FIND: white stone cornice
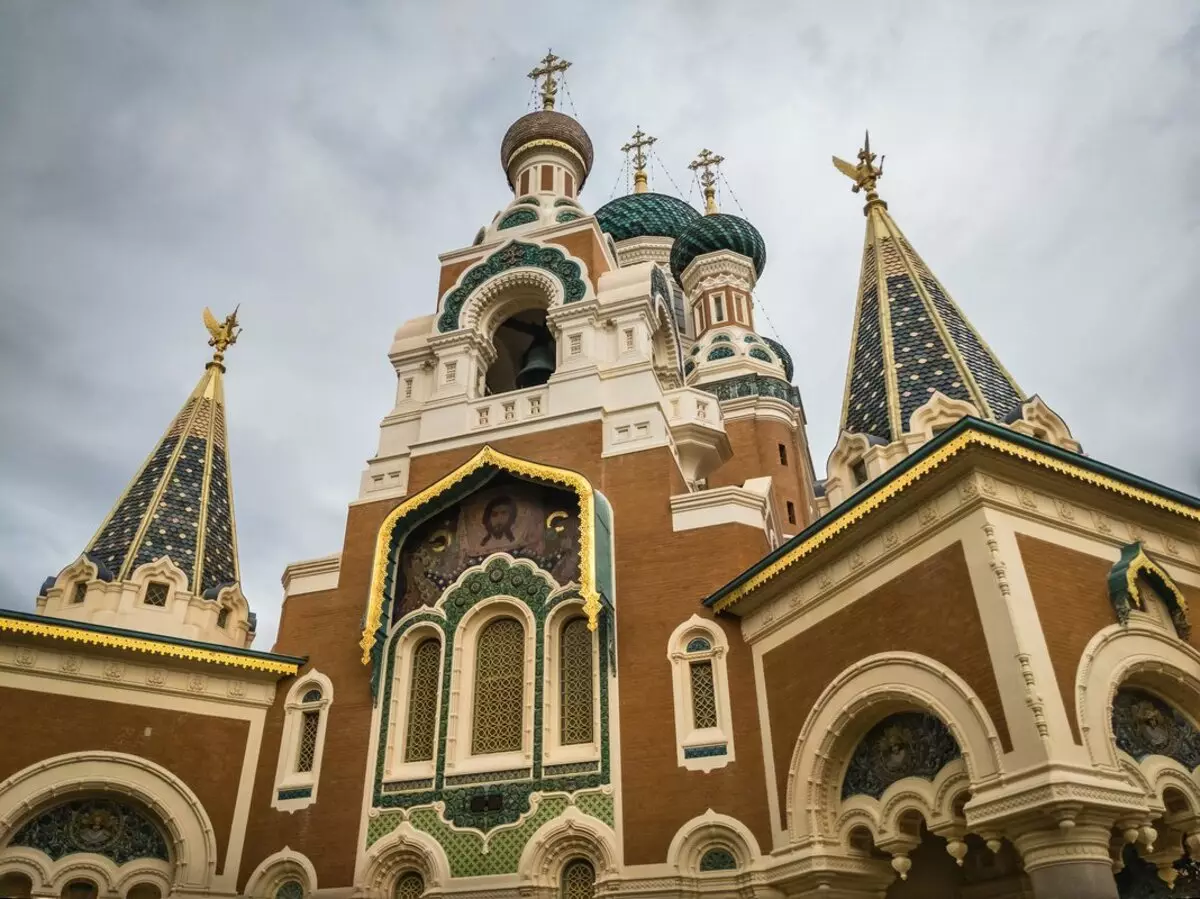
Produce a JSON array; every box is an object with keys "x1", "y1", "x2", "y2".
[
  {"x1": 281, "y1": 553, "x2": 341, "y2": 597},
  {"x1": 681, "y1": 250, "x2": 757, "y2": 295}
]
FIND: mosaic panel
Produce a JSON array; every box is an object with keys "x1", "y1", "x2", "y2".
[
  {"x1": 920, "y1": 277, "x2": 1022, "y2": 419},
  {"x1": 88, "y1": 437, "x2": 179, "y2": 577},
  {"x1": 843, "y1": 285, "x2": 890, "y2": 439},
  {"x1": 842, "y1": 711, "x2": 961, "y2": 799},
  {"x1": 497, "y1": 208, "x2": 538, "y2": 230},
  {"x1": 1113, "y1": 688, "x2": 1200, "y2": 768},
  {"x1": 199, "y1": 446, "x2": 238, "y2": 593},
  {"x1": 699, "y1": 373, "x2": 801, "y2": 407},
  {"x1": 683, "y1": 743, "x2": 727, "y2": 759},
  {"x1": 437, "y1": 241, "x2": 587, "y2": 332},
  {"x1": 10, "y1": 797, "x2": 168, "y2": 864}
]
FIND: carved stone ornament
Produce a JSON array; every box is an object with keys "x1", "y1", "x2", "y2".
[
  {"x1": 1112, "y1": 688, "x2": 1200, "y2": 769},
  {"x1": 1107, "y1": 542, "x2": 1190, "y2": 639},
  {"x1": 841, "y1": 711, "x2": 961, "y2": 800}
]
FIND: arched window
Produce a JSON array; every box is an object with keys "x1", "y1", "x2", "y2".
[
  {"x1": 393, "y1": 871, "x2": 424, "y2": 899},
  {"x1": 668, "y1": 617, "x2": 736, "y2": 771},
  {"x1": 0, "y1": 873, "x2": 31, "y2": 899},
  {"x1": 273, "y1": 671, "x2": 333, "y2": 811},
  {"x1": 560, "y1": 617, "x2": 594, "y2": 745},
  {"x1": 61, "y1": 881, "x2": 97, "y2": 899},
  {"x1": 472, "y1": 617, "x2": 525, "y2": 754},
  {"x1": 274, "y1": 881, "x2": 304, "y2": 899},
  {"x1": 404, "y1": 638, "x2": 441, "y2": 763},
  {"x1": 126, "y1": 885, "x2": 163, "y2": 899},
  {"x1": 296, "y1": 688, "x2": 322, "y2": 773},
  {"x1": 561, "y1": 858, "x2": 595, "y2": 898},
  {"x1": 699, "y1": 846, "x2": 738, "y2": 871}
]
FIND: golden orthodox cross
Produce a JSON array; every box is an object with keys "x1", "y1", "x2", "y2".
[
  {"x1": 528, "y1": 50, "x2": 572, "y2": 111},
  {"x1": 621, "y1": 126, "x2": 657, "y2": 194},
  {"x1": 689, "y1": 148, "x2": 725, "y2": 214}
]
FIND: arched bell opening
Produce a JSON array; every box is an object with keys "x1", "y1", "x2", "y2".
[{"x1": 486, "y1": 309, "x2": 557, "y2": 395}]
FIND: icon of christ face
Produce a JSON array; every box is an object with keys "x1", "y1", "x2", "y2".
[{"x1": 481, "y1": 496, "x2": 517, "y2": 545}]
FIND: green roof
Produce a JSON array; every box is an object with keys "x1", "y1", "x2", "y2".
[
  {"x1": 670, "y1": 212, "x2": 766, "y2": 282},
  {"x1": 594, "y1": 192, "x2": 700, "y2": 243}
]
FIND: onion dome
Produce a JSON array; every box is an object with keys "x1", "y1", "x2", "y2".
[
  {"x1": 500, "y1": 110, "x2": 594, "y2": 188},
  {"x1": 669, "y1": 213, "x2": 767, "y2": 283},
  {"x1": 594, "y1": 192, "x2": 700, "y2": 243}
]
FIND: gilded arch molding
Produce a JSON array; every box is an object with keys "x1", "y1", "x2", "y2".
[{"x1": 360, "y1": 445, "x2": 611, "y2": 666}]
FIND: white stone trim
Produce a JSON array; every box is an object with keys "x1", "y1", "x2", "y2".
[
  {"x1": 280, "y1": 554, "x2": 341, "y2": 598},
  {"x1": 384, "y1": 623, "x2": 446, "y2": 782},
  {"x1": 445, "y1": 595, "x2": 539, "y2": 777},
  {"x1": 0, "y1": 751, "x2": 217, "y2": 892},
  {"x1": 541, "y1": 600, "x2": 602, "y2": 767},
  {"x1": 271, "y1": 670, "x2": 334, "y2": 813},
  {"x1": 1076, "y1": 620, "x2": 1200, "y2": 772},
  {"x1": 667, "y1": 616, "x2": 736, "y2": 772},
  {"x1": 516, "y1": 805, "x2": 619, "y2": 892},
  {"x1": 785, "y1": 652, "x2": 1006, "y2": 842},
  {"x1": 665, "y1": 809, "x2": 762, "y2": 873},
  {"x1": 359, "y1": 821, "x2": 450, "y2": 896},
  {"x1": 669, "y1": 479, "x2": 775, "y2": 546},
  {"x1": 242, "y1": 847, "x2": 318, "y2": 899}
]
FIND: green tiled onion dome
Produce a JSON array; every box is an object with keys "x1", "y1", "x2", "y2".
[
  {"x1": 501, "y1": 111, "x2": 594, "y2": 188},
  {"x1": 594, "y1": 192, "x2": 700, "y2": 243},
  {"x1": 669, "y1": 213, "x2": 766, "y2": 283}
]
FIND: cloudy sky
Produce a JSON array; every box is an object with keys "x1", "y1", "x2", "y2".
[{"x1": 1, "y1": 1, "x2": 1196, "y2": 649}]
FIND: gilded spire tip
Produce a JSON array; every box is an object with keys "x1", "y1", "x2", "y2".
[
  {"x1": 832, "y1": 130, "x2": 886, "y2": 212},
  {"x1": 689, "y1": 148, "x2": 724, "y2": 215},
  {"x1": 621, "y1": 126, "x2": 657, "y2": 194},
  {"x1": 202, "y1": 306, "x2": 241, "y2": 368},
  {"x1": 528, "y1": 50, "x2": 571, "y2": 112}
]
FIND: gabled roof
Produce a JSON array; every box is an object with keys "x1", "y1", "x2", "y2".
[
  {"x1": 840, "y1": 197, "x2": 1025, "y2": 442},
  {"x1": 704, "y1": 417, "x2": 1200, "y2": 615},
  {"x1": 81, "y1": 357, "x2": 240, "y2": 597}
]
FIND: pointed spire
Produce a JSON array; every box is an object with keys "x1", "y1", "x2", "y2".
[
  {"x1": 82, "y1": 309, "x2": 243, "y2": 596},
  {"x1": 689, "y1": 148, "x2": 725, "y2": 215},
  {"x1": 528, "y1": 49, "x2": 571, "y2": 111},
  {"x1": 837, "y1": 142, "x2": 1025, "y2": 442},
  {"x1": 621, "y1": 126, "x2": 657, "y2": 194}
]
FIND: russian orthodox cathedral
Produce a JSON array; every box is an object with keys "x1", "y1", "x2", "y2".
[{"x1": 3, "y1": 53, "x2": 1200, "y2": 899}]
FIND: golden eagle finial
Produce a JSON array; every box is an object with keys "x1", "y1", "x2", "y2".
[
  {"x1": 833, "y1": 130, "x2": 885, "y2": 208},
  {"x1": 202, "y1": 306, "x2": 241, "y2": 366}
]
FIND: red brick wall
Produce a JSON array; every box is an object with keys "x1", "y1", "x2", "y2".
[
  {"x1": 1015, "y1": 533, "x2": 1200, "y2": 744},
  {"x1": 241, "y1": 420, "x2": 779, "y2": 879},
  {"x1": 710, "y1": 416, "x2": 817, "y2": 532},
  {"x1": 761, "y1": 542, "x2": 1010, "y2": 827},
  {"x1": 0, "y1": 686, "x2": 248, "y2": 872}
]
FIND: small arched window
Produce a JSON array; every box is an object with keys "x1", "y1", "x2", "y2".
[
  {"x1": 472, "y1": 617, "x2": 525, "y2": 754},
  {"x1": 669, "y1": 618, "x2": 736, "y2": 771},
  {"x1": 274, "y1": 882, "x2": 304, "y2": 899},
  {"x1": 560, "y1": 617, "x2": 594, "y2": 745},
  {"x1": 393, "y1": 872, "x2": 424, "y2": 899},
  {"x1": 699, "y1": 846, "x2": 738, "y2": 871},
  {"x1": 404, "y1": 638, "x2": 441, "y2": 763},
  {"x1": 273, "y1": 671, "x2": 333, "y2": 811},
  {"x1": 561, "y1": 859, "x2": 595, "y2": 898}
]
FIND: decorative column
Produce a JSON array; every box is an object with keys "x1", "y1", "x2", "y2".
[{"x1": 1013, "y1": 820, "x2": 1120, "y2": 899}]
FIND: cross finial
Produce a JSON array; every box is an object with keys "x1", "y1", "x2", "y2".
[
  {"x1": 202, "y1": 306, "x2": 241, "y2": 369},
  {"x1": 689, "y1": 148, "x2": 725, "y2": 214},
  {"x1": 621, "y1": 126, "x2": 657, "y2": 194},
  {"x1": 528, "y1": 50, "x2": 572, "y2": 111},
  {"x1": 832, "y1": 130, "x2": 886, "y2": 210}
]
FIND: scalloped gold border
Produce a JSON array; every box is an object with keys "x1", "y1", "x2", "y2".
[
  {"x1": 0, "y1": 615, "x2": 300, "y2": 674},
  {"x1": 359, "y1": 446, "x2": 600, "y2": 665},
  {"x1": 713, "y1": 430, "x2": 1200, "y2": 613}
]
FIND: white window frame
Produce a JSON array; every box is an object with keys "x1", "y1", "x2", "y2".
[
  {"x1": 384, "y1": 625, "x2": 446, "y2": 782},
  {"x1": 668, "y1": 615, "x2": 736, "y2": 772},
  {"x1": 445, "y1": 599, "x2": 537, "y2": 777},
  {"x1": 272, "y1": 669, "x2": 334, "y2": 812},
  {"x1": 542, "y1": 602, "x2": 602, "y2": 767}
]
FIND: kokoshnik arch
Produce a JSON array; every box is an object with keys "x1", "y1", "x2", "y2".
[{"x1": 2, "y1": 52, "x2": 1199, "y2": 899}]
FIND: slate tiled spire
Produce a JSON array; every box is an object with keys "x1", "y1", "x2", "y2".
[
  {"x1": 83, "y1": 313, "x2": 242, "y2": 596},
  {"x1": 837, "y1": 143, "x2": 1025, "y2": 442}
]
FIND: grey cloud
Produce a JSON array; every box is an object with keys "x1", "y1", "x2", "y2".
[{"x1": 1, "y1": 0, "x2": 1196, "y2": 649}]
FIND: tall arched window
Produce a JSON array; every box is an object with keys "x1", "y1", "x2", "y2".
[
  {"x1": 561, "y1": 858, "x2": 595, "y2": 898},
  {"x1": 393, "y1": 872, "x2": 424, "y2": 899},
  {"x1": 296, "y1": 688, "x2": 322, "y2": 773},
  {"x1": 668, "y1": 617, "x2": 736, "y2": 771},
  {"x1": 404, "y1": 639, "x2": 441, "y2": 763},
  {"x1": 472, "y1": 617, "x2": 525, "y2": 754},
  {"x1": 273, "y1": 670, "x2": 333, "y2": 811},
  {"x1": 560, "y1": 617, "x2": 594, "y2": 745}
]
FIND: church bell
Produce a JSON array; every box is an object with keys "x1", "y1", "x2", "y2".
[{"x1": 515, "y1": 338, "x2": 556, "y2": 389}]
